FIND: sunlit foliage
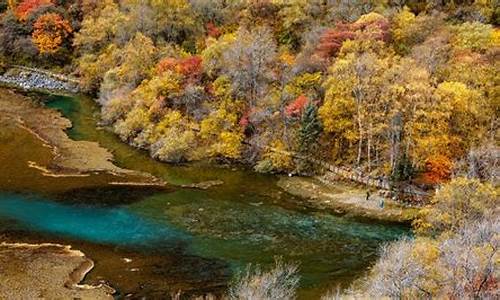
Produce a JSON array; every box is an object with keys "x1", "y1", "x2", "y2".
[{"x1": 31, "y1": 12, "x2": 71, "y2": 54}]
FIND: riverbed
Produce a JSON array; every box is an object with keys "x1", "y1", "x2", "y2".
[{"x1": 0, "y1": 90, "x2": 410, "y2": 298}]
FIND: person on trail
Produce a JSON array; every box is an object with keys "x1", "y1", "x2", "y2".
[
  {"x1": 379, "y1": 198, "x2": 385, "y2": 209},
  {"x1": 366, "y1": 190, "x2": 371, "y2": 201}
]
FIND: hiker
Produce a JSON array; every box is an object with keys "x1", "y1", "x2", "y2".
[
  {"x1": 366, "y1": 190, "x2": 371, "y2": 201},
  {"x1": 379, "y1": 198, "x2": 385, "y2": 209}
]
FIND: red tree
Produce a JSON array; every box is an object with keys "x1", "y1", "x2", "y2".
[
  {"x1": 315, "y1": 23, "x2": 356, "y2": 59},
  {"x1": 206, "y1": 22, "x2": 221, "y2": 38},
  {"x1": 422, "y1": 154, "x2": 453, "y2": 184},
  {"x1": 239, "y1": 111, "x2": 250, "y2": 128},
  {"x1": 15, "y1": 0, "x2": 53, "y2": 21},
  {"x1": 156, "y1": 56, "x2": 203, "y2": 82},
  {"x1": 285, "y1": 95, "x2": 309, "y2": 117}
]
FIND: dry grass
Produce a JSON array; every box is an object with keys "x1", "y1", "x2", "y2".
[{"x1": 228, "y1": 259, "x2": 300, "y2": 300}]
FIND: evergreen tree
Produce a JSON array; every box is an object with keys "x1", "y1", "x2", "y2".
[
  {"x1": 297, "y1": 102, "x2": 322, "y2": 173},
  {"x1": 299, "y1": 102, "x2": 321, "y2": 154}
]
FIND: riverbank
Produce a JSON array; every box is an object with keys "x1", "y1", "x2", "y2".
[
  {"x1": 278, "y1": 176, "x2": 420, "y2": 223},
  {"x1": 0, "y1": 88, "x2": 161, "y2": 185},
  {"x1": 0, "y1": 66, "x2": 79, "y2": 93},
  {"x1": 0, "y1": 242, "x2": 114, "y2": 299}
]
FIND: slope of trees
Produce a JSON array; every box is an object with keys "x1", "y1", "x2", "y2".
[
  {"x1": 0, "y1": 0, "x2": 498, "y2": 183},
  {"x1": 0, "y1": 1, "x2": 498, "y2": 297}
]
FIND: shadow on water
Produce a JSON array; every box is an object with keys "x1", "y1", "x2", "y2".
[{"x1": 50, "y1": 185, "x2": 173, "y2": 206}]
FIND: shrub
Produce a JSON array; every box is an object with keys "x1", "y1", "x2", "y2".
[
  {"x1": 228, "y1": 259, "x2": 300, "y2": 300},
  {"x1": 414, "y1": 178, "x2": 497, "y2": 235}
]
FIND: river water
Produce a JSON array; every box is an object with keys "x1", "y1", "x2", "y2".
[{"x1": 0, "y1": 92, "x2": 409, "y2": 299}]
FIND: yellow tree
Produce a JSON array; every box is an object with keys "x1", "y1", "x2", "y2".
[
  {"x1": 73, "y1": 0, "x2": 127, "y2": 52},
  {"x1": 319, "y1": 49, "x2": 389, "y2": 169},
  {"x1": 381, "y1": 57, "x2": 434, "y2": 173},
  {"x1": 414, "y1": 178, "x2": 497, "y2": 235}
]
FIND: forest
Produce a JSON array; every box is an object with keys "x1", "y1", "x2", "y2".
[
  {"x1": 0, "y1": 0, "x2": 498, "y2": 299},
  {"x1": 0, "y1": 0, "x2": 497, "y2": 183}
]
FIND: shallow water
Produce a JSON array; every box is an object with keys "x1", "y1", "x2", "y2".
[{"x1": 0, "y1": 92, "x2": 410, "y2": 298}]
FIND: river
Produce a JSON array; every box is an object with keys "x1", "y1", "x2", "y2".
[{"x1": 0, "y1": 92, "x2": 409, "y2": 299}]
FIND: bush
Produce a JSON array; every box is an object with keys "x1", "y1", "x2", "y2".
[
  {"x1": 228, "y1": 259, "x2": 300, "y2": 300},
  {"x1": 364, "y1": 219, "x2": 499, "y2": 299},
  {"x1": 414, "y1": 178, "x2": 497, "y2": 235}
]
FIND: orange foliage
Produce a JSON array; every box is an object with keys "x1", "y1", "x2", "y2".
[
  {"x1": 285, "y1": 95, "x2": 309, "y2": 117},
  {"x1": 239, "y1": 110, "x2": 250, "y2": 127},
  {"x1": 32, "y1": 13, "x2": 72, "y2": 54},
  {"x1": 422, "y1": 154, "x2": 453, "y2": 184},
  {"x1": 15, "y1": 0, "x2": 53, "y2": 21},
  {"x1": 206, "y1": 22, "x2": 221, "y2": 38},
  {"x1": 316, "y1": 23, "x2": 356, "y2": 59},
  {"x1": 156, "y1": 56, "x2": 203, "y2": 82},
  {"x1": 316, "y1": 17, "x2": 390, "y2": 59}
]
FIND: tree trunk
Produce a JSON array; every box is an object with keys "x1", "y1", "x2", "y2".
[
  {"x1": 356, "y1": 103, "x2": 363, "y2": 166},
  {"x1": 367, "y1": 122, "x2": 372, "y2": 172}
]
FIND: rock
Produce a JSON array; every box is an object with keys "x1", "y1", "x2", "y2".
[{"x1": 0, "y1": 68, "x2": 79, "y2": 93}]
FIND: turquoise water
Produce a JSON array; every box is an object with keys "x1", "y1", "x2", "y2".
[
  {"x1": 0, "y1": 192, "x2": 189, "y2": 247},
  {"x1": 0, "y1": 92, "x2": 411, "y2": 298}
]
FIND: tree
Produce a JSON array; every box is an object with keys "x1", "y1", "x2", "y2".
[
  {"x1": 414, "y1": 178, "x2": 497, "y2": 235},
  {"x1": 319, "y1": 50, "x2": 389, "y2": 169},
  {"x1": 327, "y1": 0, "x2": 382, "y2": 22},
  {"x1": 14, "y1": 0, "x2": 52, "y2": 21},
  {"x1": 73, "y1": 0, "x2": 127, "y2": 52},
  {"x1": 200, "y1": 107, "x2": 243, "y2": 160},
  {"x1": 434, "y1": 81, "x2": 484, "y2": 159},
  {"x1": 156, "y1": 55, "x2": 203, "y2": 82},
  {"x1": 380, "y1": 57, "x2": 435, "y2": 174},
  {"x1": 315, "y1": 22, "x2": 355, "y2": 59},
  {"x1": 201, "y1": 32, "x2": 236, "y2": 77},
  {"x1": 222, "y1": 26, "x2": 277, "y2": 107},
  {"x1": 465, "y1": 143, "x2": 499, "y2": 184},
  {"x1": 392, "y1": 8, "x2": 442, "y2": 54},
  {"x1": 285, "y1": 94, "x2": 308, "y2": 117},
  {"x1": 255, "y1": 140, "x2": 294, "y2": 173},
  {"x1": 365, "y1": 218, "x2": 499, "y2": 299},
  {"x1": 150, "y1": 0, "x2": 197, "y2": 44},
  {"x1": 422, "y1": 154, "x2": 453, "y2": 184},
  {"x1": 149, "y1": 110, "x2": 197, "y2": 162},
  {"x1": 297, "y1": 102, "x2": 321, "y2": 173},
  {"x1": 277, "y1": 0, "x2": 321, "y2": 49},
  {"x1": 99, "y1": 32, "x2": 157, "y2": 101},
  {"x1": 366, "y1": 237, "x2": 430, "y2": 299},
  {"x1": 451, "y1": 21, "x2": 495, "y2": 52},
  {"x1": 298, "y1": 102, "x2": 321, "y2": 154},
  {"x1": 31, "y1": 12, "x2": 71, "y2": 54}
]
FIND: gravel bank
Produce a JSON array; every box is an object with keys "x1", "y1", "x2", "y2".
[{"x1": 0, "y1": 68, "x2": 79, "y2": 93}]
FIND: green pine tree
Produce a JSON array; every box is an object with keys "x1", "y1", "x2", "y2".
[{"x1": 297, "y1": 102, "x2": 322, "y2": 173}]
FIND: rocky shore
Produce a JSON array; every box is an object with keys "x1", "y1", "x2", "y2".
[
  {"x1": 0, "y1": 67, "x2": 79, "y2": 93},
  {"x1": 0, "y1": 242, "x2": 114, "y2": 299}
]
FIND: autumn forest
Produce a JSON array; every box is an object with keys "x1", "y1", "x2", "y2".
[{"x1": 0, "y1": 0, "x2": 498, "y2": 299}]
